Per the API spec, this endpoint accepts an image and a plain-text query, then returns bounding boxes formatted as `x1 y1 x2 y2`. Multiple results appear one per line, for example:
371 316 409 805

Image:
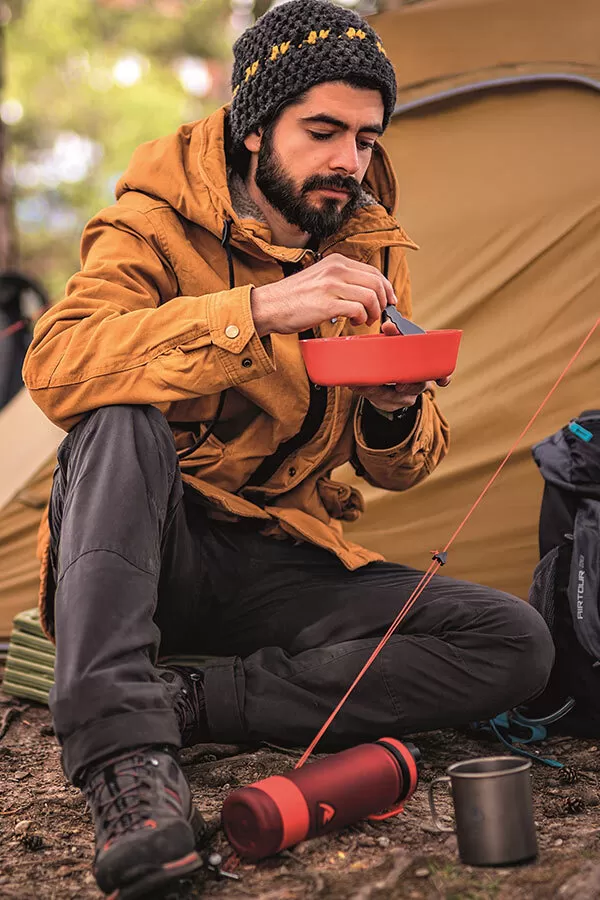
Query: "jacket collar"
195 107 417 263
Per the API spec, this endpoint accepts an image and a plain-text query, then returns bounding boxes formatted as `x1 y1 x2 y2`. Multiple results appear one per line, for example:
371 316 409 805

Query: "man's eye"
309 131 333 141
358 141 375 151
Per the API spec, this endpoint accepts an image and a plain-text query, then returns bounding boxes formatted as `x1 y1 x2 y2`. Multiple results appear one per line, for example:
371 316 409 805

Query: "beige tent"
0 390 62 638
344 0 600 598
0 0 598 638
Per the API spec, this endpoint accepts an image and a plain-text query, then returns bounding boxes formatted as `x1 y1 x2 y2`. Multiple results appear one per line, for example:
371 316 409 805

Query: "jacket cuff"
207 284 274 386
360 396 421 448
355 396 422 455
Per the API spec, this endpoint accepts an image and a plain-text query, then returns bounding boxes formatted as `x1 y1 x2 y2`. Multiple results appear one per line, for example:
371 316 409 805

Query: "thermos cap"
222 781 291 860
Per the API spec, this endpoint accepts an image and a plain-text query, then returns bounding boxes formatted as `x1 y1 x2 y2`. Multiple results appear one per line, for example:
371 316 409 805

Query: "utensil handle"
381 304 426 335
428 776 455 832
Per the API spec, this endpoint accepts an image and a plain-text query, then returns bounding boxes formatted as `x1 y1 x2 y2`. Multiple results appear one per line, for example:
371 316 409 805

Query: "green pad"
13 607 50 639
1 677 53 705
2 609 55 704
2 608 225 706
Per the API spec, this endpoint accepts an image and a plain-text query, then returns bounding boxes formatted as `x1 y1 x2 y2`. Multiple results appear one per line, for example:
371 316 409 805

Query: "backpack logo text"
577 555 585 619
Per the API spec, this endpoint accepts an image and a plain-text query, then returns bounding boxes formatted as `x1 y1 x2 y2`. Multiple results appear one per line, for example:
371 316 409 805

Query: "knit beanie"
229 0 397 146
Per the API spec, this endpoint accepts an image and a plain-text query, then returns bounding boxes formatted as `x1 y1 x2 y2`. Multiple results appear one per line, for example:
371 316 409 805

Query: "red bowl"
300 330 462 387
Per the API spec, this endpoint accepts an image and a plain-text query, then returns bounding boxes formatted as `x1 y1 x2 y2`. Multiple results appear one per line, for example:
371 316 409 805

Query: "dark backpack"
526 410 600 736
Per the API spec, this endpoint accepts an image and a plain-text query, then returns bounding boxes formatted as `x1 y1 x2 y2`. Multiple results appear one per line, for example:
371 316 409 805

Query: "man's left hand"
353 378 450 411
353 319 452 410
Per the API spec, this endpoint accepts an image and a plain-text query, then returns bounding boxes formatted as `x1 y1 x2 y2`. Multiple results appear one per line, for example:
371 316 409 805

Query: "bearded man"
23 2 553 897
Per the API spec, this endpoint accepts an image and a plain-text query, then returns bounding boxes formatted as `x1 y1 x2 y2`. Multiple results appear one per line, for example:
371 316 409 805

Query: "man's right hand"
250 253 397 337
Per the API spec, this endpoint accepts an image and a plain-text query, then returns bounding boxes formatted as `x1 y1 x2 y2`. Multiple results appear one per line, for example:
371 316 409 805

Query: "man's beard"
255 131 363 242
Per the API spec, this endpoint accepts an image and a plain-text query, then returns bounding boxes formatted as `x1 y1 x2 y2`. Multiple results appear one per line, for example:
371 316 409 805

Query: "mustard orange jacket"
23 106 449 610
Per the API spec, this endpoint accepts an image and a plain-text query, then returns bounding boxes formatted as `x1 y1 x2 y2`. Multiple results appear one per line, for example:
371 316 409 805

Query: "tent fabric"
0 390 61 638
376 0 600 106
341 0 599 599
0 457 56 639
0 386 62 511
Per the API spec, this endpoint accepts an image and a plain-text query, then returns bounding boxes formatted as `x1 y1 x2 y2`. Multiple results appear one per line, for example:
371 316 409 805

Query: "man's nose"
329 137 360 176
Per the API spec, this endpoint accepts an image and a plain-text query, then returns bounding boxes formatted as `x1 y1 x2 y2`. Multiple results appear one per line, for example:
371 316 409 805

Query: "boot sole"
105 806 206 900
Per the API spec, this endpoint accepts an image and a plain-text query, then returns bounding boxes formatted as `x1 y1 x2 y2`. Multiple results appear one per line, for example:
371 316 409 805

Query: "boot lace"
86 754 159 844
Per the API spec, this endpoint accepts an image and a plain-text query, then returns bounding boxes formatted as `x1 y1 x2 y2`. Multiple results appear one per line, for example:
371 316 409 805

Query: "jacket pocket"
317 476 365 522
175 426 225 465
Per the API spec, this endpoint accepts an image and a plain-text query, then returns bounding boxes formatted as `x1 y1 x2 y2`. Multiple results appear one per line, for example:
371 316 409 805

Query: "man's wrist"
367 401 411 422
250 285 274 338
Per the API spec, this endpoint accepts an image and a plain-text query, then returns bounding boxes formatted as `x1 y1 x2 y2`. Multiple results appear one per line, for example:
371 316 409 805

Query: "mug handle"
428 776 455 832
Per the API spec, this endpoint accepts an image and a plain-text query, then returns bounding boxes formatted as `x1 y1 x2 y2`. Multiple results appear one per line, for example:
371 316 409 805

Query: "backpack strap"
486 716 564 769
470 701 576 768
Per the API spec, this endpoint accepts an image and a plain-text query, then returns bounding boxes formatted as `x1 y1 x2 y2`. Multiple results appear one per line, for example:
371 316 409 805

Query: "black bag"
526 410 600 736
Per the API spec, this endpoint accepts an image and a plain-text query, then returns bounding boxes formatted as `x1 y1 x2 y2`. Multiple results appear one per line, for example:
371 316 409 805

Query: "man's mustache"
302 175 361 200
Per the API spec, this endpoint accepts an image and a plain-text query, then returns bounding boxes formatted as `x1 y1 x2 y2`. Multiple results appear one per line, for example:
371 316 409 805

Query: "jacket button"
288 466 296 477
225 324 240 339
242 358 252 368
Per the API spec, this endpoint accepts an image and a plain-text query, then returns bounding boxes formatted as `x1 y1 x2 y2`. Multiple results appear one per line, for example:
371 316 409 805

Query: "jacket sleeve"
22 205 275 430
351 245 450 491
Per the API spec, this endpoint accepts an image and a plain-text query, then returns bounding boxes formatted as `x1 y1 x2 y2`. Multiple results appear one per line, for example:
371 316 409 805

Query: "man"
23 2 554 898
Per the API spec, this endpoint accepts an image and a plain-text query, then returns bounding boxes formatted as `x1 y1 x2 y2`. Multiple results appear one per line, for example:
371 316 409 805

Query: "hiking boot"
83 746 205 900
159 666 209 748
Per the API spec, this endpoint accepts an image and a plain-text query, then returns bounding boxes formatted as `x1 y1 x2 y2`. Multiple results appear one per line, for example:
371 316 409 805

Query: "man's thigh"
153 489 216 655
202 525 526 658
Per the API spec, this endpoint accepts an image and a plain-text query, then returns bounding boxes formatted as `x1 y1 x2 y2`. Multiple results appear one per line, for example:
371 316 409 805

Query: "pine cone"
20 833 43 851
564 796 586 815
558 766 579 785
542 799 567 818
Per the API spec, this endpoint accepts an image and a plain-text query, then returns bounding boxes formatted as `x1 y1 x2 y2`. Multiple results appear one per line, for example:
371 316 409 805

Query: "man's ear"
244 129 262 153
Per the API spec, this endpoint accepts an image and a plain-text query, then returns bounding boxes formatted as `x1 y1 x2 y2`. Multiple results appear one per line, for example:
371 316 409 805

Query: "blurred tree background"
1 0 390 300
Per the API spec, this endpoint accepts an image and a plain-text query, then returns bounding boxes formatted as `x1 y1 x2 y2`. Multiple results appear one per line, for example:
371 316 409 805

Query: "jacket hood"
116 105 410 258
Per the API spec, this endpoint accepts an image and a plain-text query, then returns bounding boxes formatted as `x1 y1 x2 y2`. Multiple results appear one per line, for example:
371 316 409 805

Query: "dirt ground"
1 695 600 900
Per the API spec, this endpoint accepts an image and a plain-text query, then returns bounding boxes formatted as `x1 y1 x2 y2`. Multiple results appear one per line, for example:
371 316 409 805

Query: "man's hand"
353 376 452 412
355 318 451 411
250 253 397 337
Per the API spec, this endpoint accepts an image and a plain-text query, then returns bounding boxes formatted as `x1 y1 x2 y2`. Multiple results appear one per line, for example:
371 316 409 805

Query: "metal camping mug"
428 757 538 866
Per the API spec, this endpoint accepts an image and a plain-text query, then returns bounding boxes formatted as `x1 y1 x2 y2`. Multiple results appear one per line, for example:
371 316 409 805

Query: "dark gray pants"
48 405 554 783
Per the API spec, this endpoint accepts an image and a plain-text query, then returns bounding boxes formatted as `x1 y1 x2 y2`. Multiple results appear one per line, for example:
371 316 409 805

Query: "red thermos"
221 738 419 861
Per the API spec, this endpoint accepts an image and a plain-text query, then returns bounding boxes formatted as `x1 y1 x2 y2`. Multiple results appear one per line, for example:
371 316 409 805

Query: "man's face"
247 81 385 241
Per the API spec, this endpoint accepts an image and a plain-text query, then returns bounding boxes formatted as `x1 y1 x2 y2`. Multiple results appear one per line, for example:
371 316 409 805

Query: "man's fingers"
333 267 390 313
329 254 397 308
335 286 382 326
336 300 369 326
394 382 427 395
357 270 393 312
354 383 423 410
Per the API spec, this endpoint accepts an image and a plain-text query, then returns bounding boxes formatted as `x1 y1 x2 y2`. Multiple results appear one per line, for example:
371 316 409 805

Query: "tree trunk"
0 20 16 270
